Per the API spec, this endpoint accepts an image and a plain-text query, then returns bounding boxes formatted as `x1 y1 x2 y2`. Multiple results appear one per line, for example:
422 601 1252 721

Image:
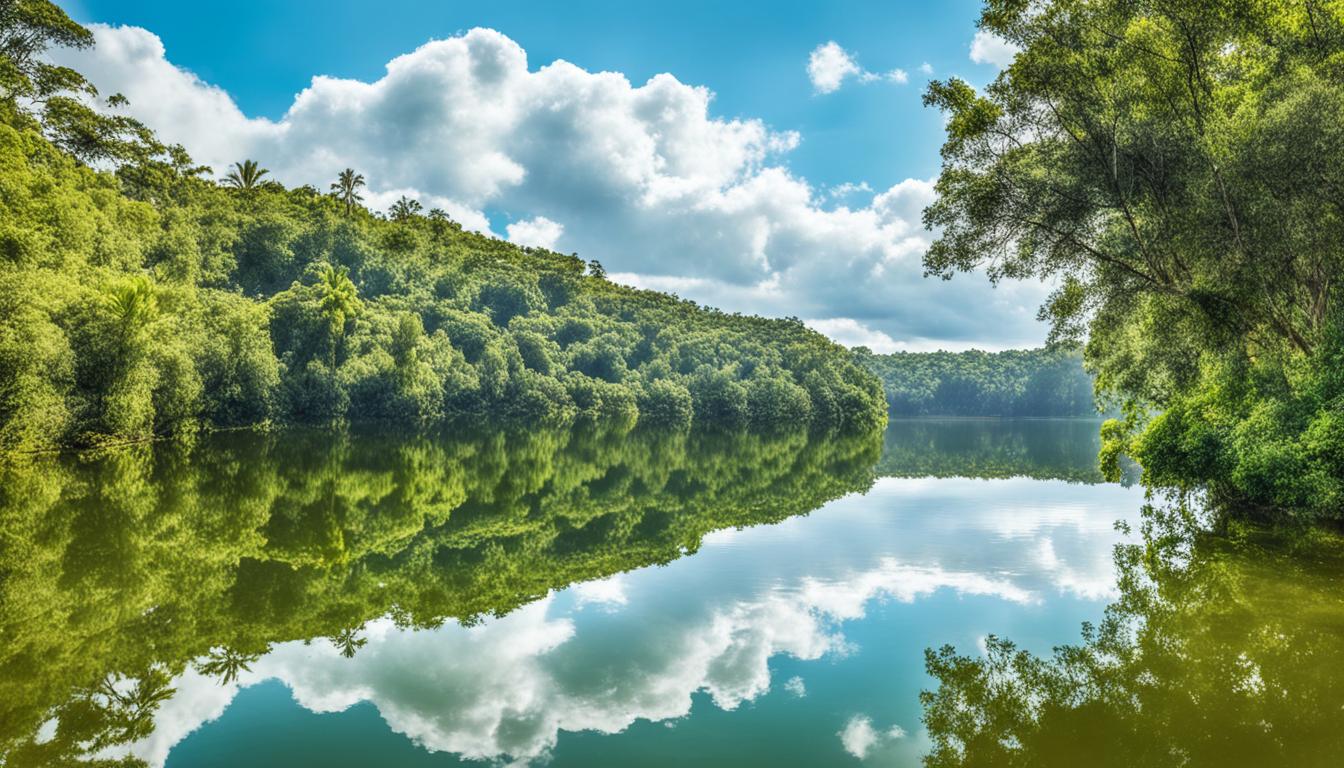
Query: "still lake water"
3 419 1340 766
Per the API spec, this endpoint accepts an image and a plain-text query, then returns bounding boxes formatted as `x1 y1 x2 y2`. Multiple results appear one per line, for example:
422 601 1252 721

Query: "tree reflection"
920 504 1344 767
0 421 881 766
877 418 1135 484
195 648 261 685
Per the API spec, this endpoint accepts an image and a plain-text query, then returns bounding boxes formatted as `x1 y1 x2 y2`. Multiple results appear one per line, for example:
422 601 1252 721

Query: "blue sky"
55 0 1043 350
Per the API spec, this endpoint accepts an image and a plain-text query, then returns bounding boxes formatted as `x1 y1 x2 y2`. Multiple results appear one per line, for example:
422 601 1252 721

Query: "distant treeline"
857 347 1098 417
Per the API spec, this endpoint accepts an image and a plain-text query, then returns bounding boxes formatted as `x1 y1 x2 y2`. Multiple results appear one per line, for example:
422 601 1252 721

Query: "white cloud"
52 25 1049 350
806 318 901 352
570 574 628 609
783 675 807 698
838 715 906 760
887 68 910 84
506 215 565 250
809 42 910 92
970 30 1021 68
824 181 874 200
919 62 934 75
807 41 862 94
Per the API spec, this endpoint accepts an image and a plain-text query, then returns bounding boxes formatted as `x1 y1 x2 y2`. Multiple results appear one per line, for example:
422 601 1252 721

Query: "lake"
3 419 1341 767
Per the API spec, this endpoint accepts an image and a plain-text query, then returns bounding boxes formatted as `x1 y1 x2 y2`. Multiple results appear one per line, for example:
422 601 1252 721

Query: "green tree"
314 262 361 369
389 195 422 222
922 0 1344 517
330 167 365 216
222 159 268 191
0 0 158 164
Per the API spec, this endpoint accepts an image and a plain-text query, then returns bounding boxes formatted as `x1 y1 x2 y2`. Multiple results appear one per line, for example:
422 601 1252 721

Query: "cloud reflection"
103 477 1142 766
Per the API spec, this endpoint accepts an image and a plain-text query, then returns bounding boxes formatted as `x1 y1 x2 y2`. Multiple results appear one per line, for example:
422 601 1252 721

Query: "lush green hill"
0 6 884 452
857 347 1098 417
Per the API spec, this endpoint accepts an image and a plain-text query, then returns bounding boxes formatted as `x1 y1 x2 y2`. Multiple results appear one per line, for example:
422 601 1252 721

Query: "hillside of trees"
0 5 886 453
924 0 1344 521
857 347 1098 417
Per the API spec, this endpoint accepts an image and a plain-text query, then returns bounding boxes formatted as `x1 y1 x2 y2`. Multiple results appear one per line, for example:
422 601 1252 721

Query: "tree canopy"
924 0 1344 520
0 5 886 452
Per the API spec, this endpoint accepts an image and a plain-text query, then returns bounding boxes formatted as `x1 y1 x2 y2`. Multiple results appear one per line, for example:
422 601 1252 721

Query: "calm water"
2 419 1340 767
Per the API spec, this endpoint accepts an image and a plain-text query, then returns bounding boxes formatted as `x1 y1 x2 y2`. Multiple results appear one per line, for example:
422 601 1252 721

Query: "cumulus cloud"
807 41 862 93
783 675 807 697
838 715 906 760
506 215 565 250
970 30 1021 68
52 24 1048 350
808 41 908 93
861 67 909 85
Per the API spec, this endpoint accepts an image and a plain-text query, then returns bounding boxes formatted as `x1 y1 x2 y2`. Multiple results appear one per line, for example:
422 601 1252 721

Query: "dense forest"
857 347 1098 417
0 4 886 454
0 422 881 766
924 0 1344 521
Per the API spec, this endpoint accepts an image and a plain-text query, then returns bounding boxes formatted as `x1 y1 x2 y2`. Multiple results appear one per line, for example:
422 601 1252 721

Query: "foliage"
0 15 886 451
858 346 1097 417
923 0 1344 519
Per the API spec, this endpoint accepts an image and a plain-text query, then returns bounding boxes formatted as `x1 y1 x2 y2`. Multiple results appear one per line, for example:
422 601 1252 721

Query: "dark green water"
2 419 1339 767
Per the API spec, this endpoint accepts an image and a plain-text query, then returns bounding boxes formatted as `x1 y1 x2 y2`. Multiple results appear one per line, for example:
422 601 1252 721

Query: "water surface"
2 419 1337 766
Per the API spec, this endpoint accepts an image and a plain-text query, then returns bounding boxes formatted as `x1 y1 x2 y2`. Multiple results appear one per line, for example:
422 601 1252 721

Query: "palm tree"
222 159 268 191
389 195 422 222
98 668 177 742
315 263 361 369
104 276 158 337
329 627 368 659
330 168 365 216
196 647 260 685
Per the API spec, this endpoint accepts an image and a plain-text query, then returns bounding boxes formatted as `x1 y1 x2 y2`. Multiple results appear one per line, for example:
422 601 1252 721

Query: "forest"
0 3 886 454
857 346 1098 417
923 0 1344 522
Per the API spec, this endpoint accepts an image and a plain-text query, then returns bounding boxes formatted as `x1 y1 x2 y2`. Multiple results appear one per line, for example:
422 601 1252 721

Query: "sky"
53 0 1039 352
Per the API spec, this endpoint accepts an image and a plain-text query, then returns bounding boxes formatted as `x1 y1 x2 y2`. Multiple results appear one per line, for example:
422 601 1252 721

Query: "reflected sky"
114 475 1143 767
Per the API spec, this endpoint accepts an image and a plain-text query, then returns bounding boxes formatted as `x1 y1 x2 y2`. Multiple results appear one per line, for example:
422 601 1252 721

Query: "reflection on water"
1 420 1336 767
922 506 1344 768
1 423 881 767
878 418 1112 483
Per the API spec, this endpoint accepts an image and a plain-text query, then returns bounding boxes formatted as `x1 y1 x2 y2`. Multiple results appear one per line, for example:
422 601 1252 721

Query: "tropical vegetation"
924 0 1344 521
0 2 886 454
